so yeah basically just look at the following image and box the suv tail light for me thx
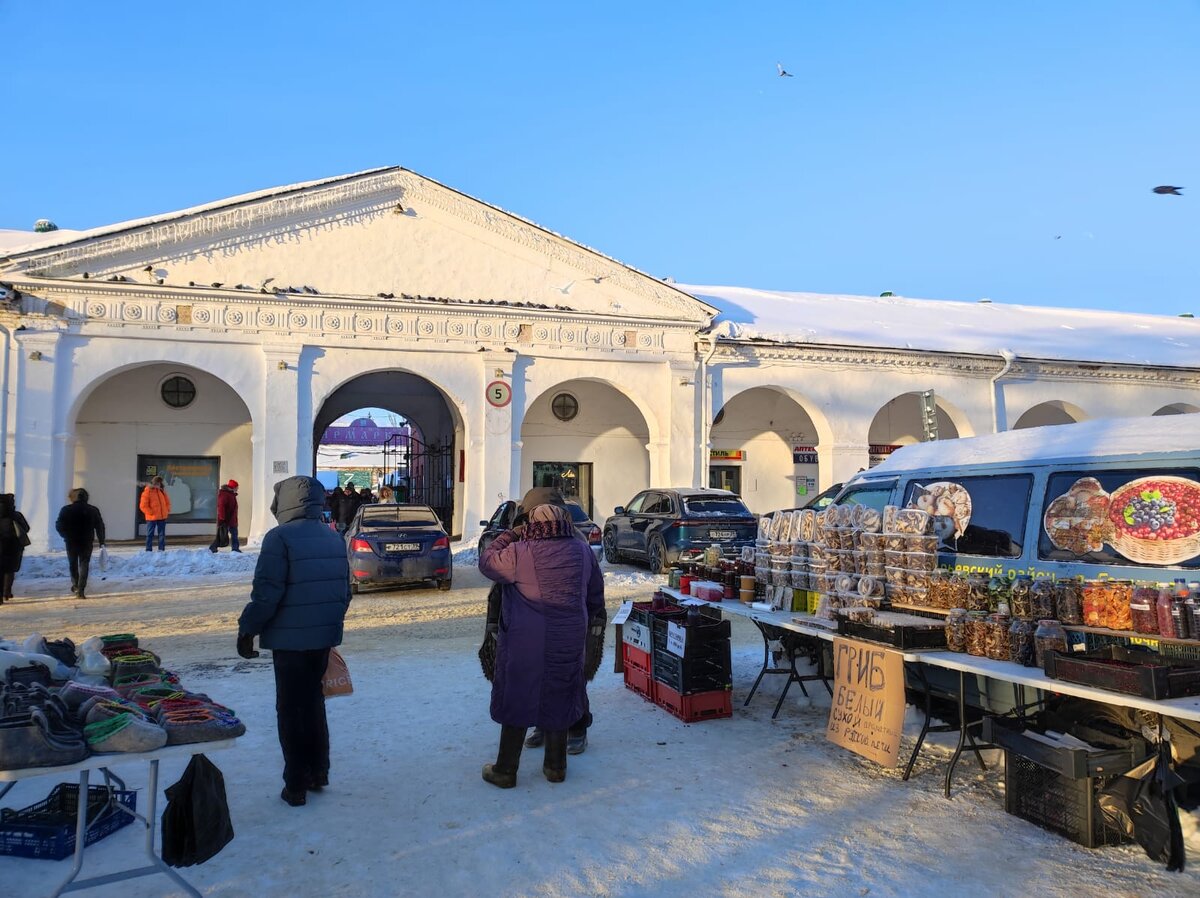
[433,536,449,550]
[350,538,372,554]
[587,526,602,544]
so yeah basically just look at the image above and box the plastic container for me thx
[1009,618,1036,666]
[1055,579,1084,626]
[1129,586,1159,635]
[1011,576,1034,620]
[966,574,990,613]
[946,609,969,653]
[1035,619,1068,668]
[1030,580,1056,621]
[966,611,989,657]
[986,613,1012,661]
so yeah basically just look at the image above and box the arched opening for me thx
[313,371,463,535]
[520,379,650,521]
[868,392,963,467]
[1012,400,1087,430]
[73,363,253,542]
[710,386,825,514]
[1153,403,1200,416]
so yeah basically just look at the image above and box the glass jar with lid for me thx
[985,613,1011,661]
[965,611,989,656]
[966,574,990,613]
[1054,579,1084,626]
[945,608,968,653]
[1010,575,1034,619]
[1030,580,1056,621]
[1008,618,1035,666]
[1034,619,1068,668]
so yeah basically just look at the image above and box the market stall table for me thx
[0,739,238,897]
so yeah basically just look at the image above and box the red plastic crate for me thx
[622,642,652,675]
[623,662,654,701]
[652,681,732,722]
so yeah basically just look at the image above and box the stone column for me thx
[481,351,516,523]
[668,360,699,487]
[12,330,63,550]
[252,344,303,543]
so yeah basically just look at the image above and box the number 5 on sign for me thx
[486,380,512,408]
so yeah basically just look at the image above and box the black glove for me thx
[236,633,259,659]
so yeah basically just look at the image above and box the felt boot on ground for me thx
[2,573,14,600]
[524,727,545,748]
[482,724,526,789]
[543,730,568,783]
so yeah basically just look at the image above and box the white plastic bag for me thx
[98,546,109,572]
[78,650,112,678]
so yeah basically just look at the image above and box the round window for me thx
[161,375,197,409]
[551,392,579,422]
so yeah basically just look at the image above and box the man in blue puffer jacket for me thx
[237,476,351,807]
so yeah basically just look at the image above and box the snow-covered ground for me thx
[2,545,1198,897]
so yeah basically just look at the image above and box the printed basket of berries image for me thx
[1106,476,1200,565]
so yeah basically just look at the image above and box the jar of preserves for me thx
[1054,579,1084,626]
[946,608,968,653]
[1034,619,1068,668]
[1010,575,1034,619]
[1107,580,1134,631]
[1008,619,1035,666]
[966,574,990,613]
[985,613,1011,661]
[1130,585,1160,635]
[966,611,989,656]
[1030,579,1056,621]
[1082,580,1108,628]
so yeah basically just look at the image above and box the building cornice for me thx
[707,339,1200,387]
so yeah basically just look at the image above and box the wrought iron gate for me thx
[381,433,455,532]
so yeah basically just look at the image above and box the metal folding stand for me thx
[743,620,832,719]
[902,666,998,798]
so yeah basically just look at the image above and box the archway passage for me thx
[1012,400,1086,430]
[868,392,963,466]
[315,410,421,493]
[1154,403,1200,416]
[314,371,463,535]
[73,363,253,541]
[710,387,824,514]
[520,379,650,521]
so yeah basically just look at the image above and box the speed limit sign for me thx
[486,380,512,408]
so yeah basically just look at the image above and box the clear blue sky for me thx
[2,2,1196,314]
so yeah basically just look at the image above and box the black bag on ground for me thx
[1098,739,1187,871]
[216,524,230,548]
[162,754,235,867]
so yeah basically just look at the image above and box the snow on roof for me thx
[0,228,83,252]
[864,415,1200,475]
[682,284,1200,368]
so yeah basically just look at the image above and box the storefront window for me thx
[1039,468,1200,568]
[903,475,1032,558]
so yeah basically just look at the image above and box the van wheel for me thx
[647,537,667,575]
[602,529,620,564]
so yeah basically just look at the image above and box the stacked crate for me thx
[649,607,733,722]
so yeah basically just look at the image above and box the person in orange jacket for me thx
[139,475,171,551]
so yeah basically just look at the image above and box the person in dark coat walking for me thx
[54,489,106,599]
[334,484,360,534]
[209,480,241,553]
[0,494,31,603]
[237,476,352,807]
[478,501,604,787]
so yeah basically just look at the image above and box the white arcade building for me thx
[1,167,1197,548]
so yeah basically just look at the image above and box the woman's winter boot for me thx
[482,724,526,789]
[543,730,568,783]
[1,573,13,600]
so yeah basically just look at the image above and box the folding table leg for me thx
[743,621,772,707]
[903,664,933,782]
[51,769,90,897]
[142,759,203,898]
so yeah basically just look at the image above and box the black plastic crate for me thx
[982,716,1142,780]
[1043,646,1200,700]
[1002,750,1128,849]
[652,646,732,695]
[0,783,137,860]
[649,615,731,656]
[630,601,721,630]
[836,617,947,650]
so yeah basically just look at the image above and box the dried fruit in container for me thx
[1130,585,1160,635]
[1010,575,1033,619]
[1030,579,1056,621]
[1034,619,1068,668]
[1054,579,1084,626]
[946,608,968,653]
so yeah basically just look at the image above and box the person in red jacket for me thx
[139,475,171,551]
[210,480,241,553]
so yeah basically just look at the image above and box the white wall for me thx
[520,379,650,523]
[73,364,253,541]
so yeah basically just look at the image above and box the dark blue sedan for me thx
[602,488,758,573]
[346,504,452,593]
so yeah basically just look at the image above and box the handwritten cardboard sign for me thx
[825,637,906,767]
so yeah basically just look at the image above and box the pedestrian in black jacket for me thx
[55,488,106,599]
[334,484,360,534]
[0,493,31,603]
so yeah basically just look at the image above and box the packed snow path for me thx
[2,547,1198,897]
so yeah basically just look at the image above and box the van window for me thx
[1038,469,1200,569]
[903,475,1032,558]
[837,481,896,513]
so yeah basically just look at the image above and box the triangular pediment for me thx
[2,168,713,324]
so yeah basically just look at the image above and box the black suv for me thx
[602,488,757,573]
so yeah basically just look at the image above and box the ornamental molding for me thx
[708,341,1200,388]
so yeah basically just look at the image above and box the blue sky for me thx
[2,2,1196,314]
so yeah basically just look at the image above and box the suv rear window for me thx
[1038,468,1200,569]
[682,496,751,517]
[902,474,1032,558]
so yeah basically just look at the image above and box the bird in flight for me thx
[1152,186,1184,195]
[777,63,793,77]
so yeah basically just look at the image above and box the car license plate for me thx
[385,542,420,552]
[709,530,735,539]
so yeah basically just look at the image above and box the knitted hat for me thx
[227,480,238,489]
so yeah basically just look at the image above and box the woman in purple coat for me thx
[478,502,604,787]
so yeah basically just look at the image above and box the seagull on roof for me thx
[777,63,793,77]
[1153,186,1184,195]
